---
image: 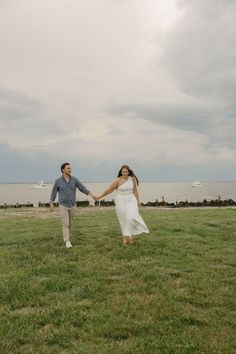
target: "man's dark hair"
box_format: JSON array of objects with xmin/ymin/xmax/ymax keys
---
[{"xmin": 61, "ymin": 162, "xmax": 70, "ymax": 173}]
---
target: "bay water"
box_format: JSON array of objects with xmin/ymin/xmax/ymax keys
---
[{"xmin": 0, "ymin": 181, "xmax": 236, "ymax": 207}]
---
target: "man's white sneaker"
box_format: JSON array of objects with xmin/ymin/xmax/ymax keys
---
[{"xmin": 65, "ymin": 240, "xmax": 72, "ymax": 248}]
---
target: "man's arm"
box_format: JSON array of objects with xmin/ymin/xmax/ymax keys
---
[
  {"xmin": 76, "ymin": 178, "xmax": 93, "ymax": 197},
  {"xmin": 49, "ymin": 180, "xmax": 58, "ymax": 209}
]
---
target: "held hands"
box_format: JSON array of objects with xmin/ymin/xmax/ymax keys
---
[
  {"xmin": 94, "ymin": 195, "xmax": 101, "ymax": 201},
  {"xmin": 90, "ymin": 193, "xmax": 101, "ymax": 201},
  {"xmin": 89, "ymin": 192, "xmax": 97, "ymax": 200}
]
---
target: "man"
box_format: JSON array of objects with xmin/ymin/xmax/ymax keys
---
[{"xmin": 50, "ymin": 163, "xmax": 95, "ymax": 248}]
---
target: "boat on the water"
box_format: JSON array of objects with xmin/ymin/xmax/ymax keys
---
[
  {"xmin": 30, "ymin": 181, "xmax": 49, "ymax": 189},
  {"xmin": 192, "ymin": 180, "xmax": 203, "ymax": 188}
]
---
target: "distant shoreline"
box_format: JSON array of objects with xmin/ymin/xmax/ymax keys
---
[{"xmin": 1, "ymin": 196, "xmax": 236, "ymax": 209}]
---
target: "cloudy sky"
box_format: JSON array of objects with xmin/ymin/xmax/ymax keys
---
[{"xmin": 0, "ymin": 0, "xmax": 235, "ymax": 182}]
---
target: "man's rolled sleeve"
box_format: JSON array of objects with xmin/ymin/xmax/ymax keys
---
[
  {"xmin": 50, "ymin": 181, "xmax": 59, "ymax": 201},
  {"xmin": 76, "ymin": 178, "xmax": 90, "ymax": 195}
]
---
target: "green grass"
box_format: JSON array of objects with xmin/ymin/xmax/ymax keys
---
[{"xmin": 0, "ymin": 207, "xmax": 235, "ymax": 354}]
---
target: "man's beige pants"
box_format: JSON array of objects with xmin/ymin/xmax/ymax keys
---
[{"xmin": 59, "ymin": 205, "xmax": 76, "ymax": 242}]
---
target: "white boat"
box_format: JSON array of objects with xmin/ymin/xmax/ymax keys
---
[
  {"xmin": 30, "ymin": 181, "xmax": 49, "ymax": 189},
  {"xmin": 192, "ymin": 180, "xmax": 203, "ymax": 188}
]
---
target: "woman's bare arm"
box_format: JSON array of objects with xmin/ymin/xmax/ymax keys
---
[
  {"xmin": 97, "ymin": 179, "xmax": 119, "ymax": 200},
  {"xmin": 132, "ymin": 177, "xmax": 141, "ymax": 207}
]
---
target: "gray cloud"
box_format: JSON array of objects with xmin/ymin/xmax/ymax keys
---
[
  {"xmin": 0, "ymin": 143, "xmax": 57, "ymax": 183},
  {"xmin": 0, "ymin": 142, "xmax": 140, "ymax": 183},
  {"xmin": 110, "ymin": 101, "xmax": 212, "ymax": 133},
  {"xmin": 0, "ymin": 0, "xmax": 235, "ymax": 182},
  {"xmin": 162, "ymin": 0, "xmax": 236, "ymax": 100},
  {"xmin": 2, "ymin": 141, "xmax": 236, "ymax": 183},
  {"xmin": 0, "ymin": 88, "xmax": 64, "ymax": 152},
  {"xmin": 109, "ymin": 0, "xmax": 236, "ymax": 153}
]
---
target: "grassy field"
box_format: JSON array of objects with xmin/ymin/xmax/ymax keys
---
[{"xmin": 0, "ymin": 207, "xmax": 235, "ymax": 354}]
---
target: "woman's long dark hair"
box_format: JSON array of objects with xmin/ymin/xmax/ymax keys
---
[{"xmin": 117, "ymin": 165, "xmax": 139, "ymax": 185}]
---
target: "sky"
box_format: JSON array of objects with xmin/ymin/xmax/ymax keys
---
[{"xmin": 0, "ymin": 0, "xmax": 236, "ymax": 182}]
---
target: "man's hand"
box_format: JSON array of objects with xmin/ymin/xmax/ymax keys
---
[
  {"xmin": 138, "ymin": 202, "xmax": 142, "ymax": 208},
  {"xmin": 50, "ymin": 201, "xmax": 55, "ymax": 211},
  {"xmin": 89, "ymin": 192, "xmax": 97, "ymax": 200}
]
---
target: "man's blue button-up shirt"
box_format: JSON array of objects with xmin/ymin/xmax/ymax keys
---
[{"xmin": 50, "ymin": 176, "xmax": 90, "ymax": 208}]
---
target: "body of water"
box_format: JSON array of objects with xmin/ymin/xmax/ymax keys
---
[{"xmin": 0, "ymin": 181, "xmax": 236, "ymax": 207}]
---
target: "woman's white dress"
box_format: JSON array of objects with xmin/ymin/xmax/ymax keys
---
[{"xmin": 115, "ymin": 177, "xmax": 149, "ymax": 236}]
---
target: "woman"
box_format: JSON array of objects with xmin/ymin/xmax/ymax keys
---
[{"xmin": 95, "ymin": 165, "xmax": 149, "ymax": 245}]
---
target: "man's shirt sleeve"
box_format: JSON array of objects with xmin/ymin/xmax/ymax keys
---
[
  {"xmin": 50, "ymin": 180, "xmax": 59, "ymax": 201},
  {"xmin": 76, "ymin": 178, "xmax": 90, "ymax": 195}
]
